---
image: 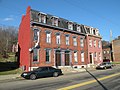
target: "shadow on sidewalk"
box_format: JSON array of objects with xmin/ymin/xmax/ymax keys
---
[{"xmin": 85, "ymin": 69, "xmax": 108, "ymax": 90}]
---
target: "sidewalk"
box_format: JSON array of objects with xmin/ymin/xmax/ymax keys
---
[
  {"xmin": 0, "ymin": 74, "xmax": 21, "ymax": 81},
  {"xmin": 0, "ymin": 68, "xmax": 95, "ymax": 82}
]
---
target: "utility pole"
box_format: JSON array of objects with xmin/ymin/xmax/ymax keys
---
[{"xmin": 110, "ymin": 30, "xmax": 112, "ymax": 43}]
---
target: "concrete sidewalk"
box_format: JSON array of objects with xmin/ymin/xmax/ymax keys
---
[
  {"xmin": 0, "ymin": 68, "xmax": 95, "ymax": 82},
  {"xmin": 0, "ymin": 74, "xmax": 21, "ymax": 81}
]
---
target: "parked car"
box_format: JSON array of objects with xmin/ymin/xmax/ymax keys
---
[
  {"xmin": 21, "ymin": 66, "xmax": 63, "ymax": 80},
  {"xmin": 96, "ymin": 62, "xmax": 112, "ymax": 69}
]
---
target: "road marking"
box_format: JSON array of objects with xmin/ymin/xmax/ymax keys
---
[{"xmin": 58, "ymin": 72, "xmax": 120, "ymax": 90}]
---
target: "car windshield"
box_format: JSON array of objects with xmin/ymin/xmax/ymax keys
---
[{"xmin": 100, "ymin": 62, "xmax": 111, "ymax": 65}]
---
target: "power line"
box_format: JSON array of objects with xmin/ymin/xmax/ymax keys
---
[{"xmin": 63, "ymin": 0, "xmax": 120, "ymax": 28}]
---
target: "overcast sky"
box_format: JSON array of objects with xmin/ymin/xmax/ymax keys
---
[{"xmin": 0, "ymin": 0, "xmax": 120, "ymax": 41}]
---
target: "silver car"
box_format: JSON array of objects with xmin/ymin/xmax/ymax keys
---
[{"xmin": 96, "ymin": 62, "xmax": 112, "ymax": 69}]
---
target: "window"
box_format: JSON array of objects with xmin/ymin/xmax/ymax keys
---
[
  {"xmin": 94, "ymin": 40, "xmax": 96, "ymax": 47},
  {"xmin": 77, "ymin": 25, "xmax": 81, "ymax": 32},
  {"xmin": 33, "ymin": 29, "xmax": 39, "ymax": 41},
  {"xmin": 46, "ymin": 49, "xmax": 51, "ymax": 63},
  {"xmin": 65, "ymin": 35, "xmax": 69, "ymax": 45},
  {"xmin": 68, "ymin": 22, "xmax": 73, "ymax": 30},
  {"xmin": 103, "ymin": 50, "xmax": 106, "ymax": 54},
  {"xmin": 46, "ymin": 32, "xmax": 51, "ymax": 43},
  {"xmin": 99, "ymin": 52, "xmax": 101, "ymax": 61},
  {"xmin": 73, "ymin": 37, "xmax": 77, "ymax": 46},
  {"xmin": 56, "ymin": 33, "xmax": 60, "ymax": 44},
  {"xmin": 96, "ymin": 30, "xmax": 99, "ymax": 36},
  {"xmin": 33, "ymin": 48, "xmax": 39, "ymax": 62},
  {"xmin": 86, "ymin": 27, "xmax": 90, "ymax": 34},
  {"xmin": 81, "ymin": 52, "xmax": 84, "ymax": 63},
  {"xmin": 107, "ymin": 51, "xmax": 109, "ymax": 54},
  {"xmin": 98, "ymin": 41, "xmax": 101, "ymax": 48},
  {"xmin": 94, "ymin": 52, "xmax": 97, "ymax": 60},
  {"xmin": 93, "ymin": 29, "xmax": 96, "ymax": 35},
  {"xmin": 52, "ymin": 17, "xmax": 58, "ymax": 26},
  {"xmin": 80, "ymin": 38, "xmax": 84, "ymax": 47},
  {"xmin": 89, "ymin": 39, "xmax": 92, "ymax": 47},
  {"xmin": 74, "ymin": 51, "xmax": 78, "ymax": 63},
  {"xmin": 38, "ymin": 13, "xmax": 46, "ymax": 23},
  {"xmin": 90, "ymin": 28, "xmax": 93, "ymax": 34}
]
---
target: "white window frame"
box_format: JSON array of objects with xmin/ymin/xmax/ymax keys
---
[
  {"xmin": 39, "ymin": 13, "xmax": 46, "ymax": 23},
  {"xmin": 98, "ymin": 41, "xmax": 101, "ymax": 48},
  {"xmin": 46, "ymin": 49, "xmax": 51, "ymax": 63},
  {"xmin": 74, "ymin": 51, "xmax": 78, "ymax": 63},
  {"xmin": 73, "ymin": 37, "xmax": 77, "ymax": 46},
  {"xmin": 65, "ymin": 35, "xmax": 69, "ymax": 45},
  {"xmin": 81, "ymin": 52, "xmax": 84, "ymax": 63},
  {"xmin": 94, "ymin": 52, "xmax": 97, "ymax": 61},
  {"xmin": 99, "ymin": 52, "xmax": 101, "ymax": 61},
  {"xmin": 46, "ymin": 32, "xmax": 51, "ymax": 43},
  {"xmin": 52, "ymin": 17, "xmax": 58, "ymax": 26},
  {"xmin": 56, "ymin": 34, "xmax": 60, "ymax": 44},
  {"xmin": 80, "ymin": 38, "xmax": 84, "ymax": 47},
  {"xmin": 33, "ymin": 48, "xmax": 39, "ymax": 62},
  {"xmin": 94, "ymin": 40, "xmax": 96, "ymax": 47},
  {"xmin": 68, "ymin": 22, "xmax": 73, "ymax": 30},
  {"xmin": 77, "ymin": 25, "xmax": 81, "ymax": 32},
  {"xmin": 89, "ymin": 39, "xmax": 92, "ymax": 47}
]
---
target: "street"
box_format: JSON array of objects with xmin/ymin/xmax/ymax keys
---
[{"xmin": 0, "ymin": 66, "xmax": 120, "ymax": 90}]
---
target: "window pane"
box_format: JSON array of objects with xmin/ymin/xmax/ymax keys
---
[
  {"xmin": 81, "ymin": 52, "xmax": 84, "ymax": 63},
  {"xmin": 80, "ymin": 38, "xmax": 84, "ymax": 47},
  {"xmin": 74, "ymin": 51, "xmax": 78, "ymax": 63},
  {"xmin": 66, "ymin": 36, "xmax": 69, "ymax": 45},
  {"xmin": 56, "ymin": 35, "xmax": 60, "ymax": 44},
  {"xmin": 46, "ymin": 50, "xmax": 51, "ymax": 62},
  {"xmin": 33, "ymin": 49, "xmax": 39, "ymax": 62},
  {"xmin": 46, "ymin": 33, "xmax": 51, "ymax": 43}
]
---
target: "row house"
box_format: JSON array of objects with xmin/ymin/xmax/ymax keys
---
[
  {"xmin": 84, "ymin": 26, "xmax": 102, "ymax": 67},
  {"xmin": 18, "ymin": 6, "xmax": 102, "ymax": 71}
]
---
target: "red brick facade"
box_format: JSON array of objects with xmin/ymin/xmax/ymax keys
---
[{"xmin": 18, "ymin": 6, "xmax": 102, "ymax": 71}]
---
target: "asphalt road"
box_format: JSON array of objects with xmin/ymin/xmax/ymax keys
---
[{"xmin": 0, "ymin": 66, "xmax": 120, "ymax": 90}]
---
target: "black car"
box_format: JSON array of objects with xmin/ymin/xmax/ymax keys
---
[
  {"xmin": 96, "ymin": 62, "xmax": 112, "ymax": 69},
  {"xmin": 21, "ymin": 66, "xmax": 63, "ymax": 80}
]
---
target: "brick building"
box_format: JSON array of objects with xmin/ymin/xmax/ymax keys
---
[
  {"xmin": 112, "ymin": 36, "xmax": 120, "ymax": 62},
  {"xmin": 84, "ymin": 26, "xmax": 102, "ymax": 67},
  {"xmin": 18, "ymin": 6, "xmax": 102, "ymax": 71},
  {"xmin": 102, "ymin": 41, "xmax": 113, "ymax": 62}
]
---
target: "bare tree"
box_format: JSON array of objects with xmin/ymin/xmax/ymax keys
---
[{"xmin": 0, "ymin": 25, "xmax": 18, "ymax": 58}]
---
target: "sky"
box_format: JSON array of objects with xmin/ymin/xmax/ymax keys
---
[{"xmin": 0, "ymin": 0, "xmax": 120, "ymax": 41}]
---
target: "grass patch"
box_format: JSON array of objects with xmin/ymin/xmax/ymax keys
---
[
  {"xmin": 0, "ymin": 68, "xmax": 23, "ymax": 75},
  {"xmin": 0, "ymin": 53, "xmax": 16, "ymax": 62},
  {"xmin": 111, "ymin": 62, "xmax": 120, "ymax": 64}
]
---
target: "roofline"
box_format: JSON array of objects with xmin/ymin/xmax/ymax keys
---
[{"xmin": 31, "ymin": 21, "xmax": 86, "ymax": 36}]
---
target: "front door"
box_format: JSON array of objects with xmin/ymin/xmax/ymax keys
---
[
  {"xmin": 90, "ymin": 53, "xmax": 93, "ymax": 64},
  {"xmin": 65, "ymin": 51, "xmax": 70, "ymax": 65},
  {"xmin": 55, "ymin": 50, "xmax": 61, "ymax": 66}
]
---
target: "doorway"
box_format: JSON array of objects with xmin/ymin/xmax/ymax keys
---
[
  {"xmin": 55, "ymin": 50, "xmax": 61, "ymax": 66},
  {"xmin": 65, "ymin": 51, "xmax": 70, "ymax": 66},
  {"xmin": 90, "ymin": 53, "xmax": 93, "ymax": 64}
]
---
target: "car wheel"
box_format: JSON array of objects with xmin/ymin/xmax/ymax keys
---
[
  {"xmin": 104, "ymin": 67, "xmax": 107, "ymax": 69},
  {"xmin": 30, "ymin": 74, "xmax": 36, "ymax": 80},
  {"xmin": 53, "ymin": 72, "xmax": 59, "ymax": 77}
]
